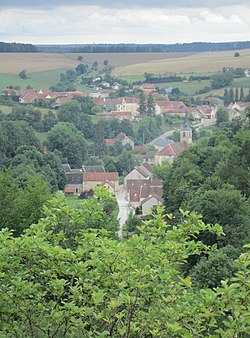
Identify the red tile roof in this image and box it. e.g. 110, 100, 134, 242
64, 187, 75, 193
113, 97, 140, 105
83, 172, 118, 182
157, 142, 188, 156
105, 138, 116, 146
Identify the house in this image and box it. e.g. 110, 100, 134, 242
155, 100, 188, 116
18, 89, 38, 103
111, 111, 134, 121
155, 114, 192, 165
82, 165, 106, 173
133, 84, 155, 94
105, 132, 134, 150
127, 177, 163, 215
124, 163, 153, 188
50, 96, 72, 109
141, 194, 163, 216
228, 102, 250, 120
113, 97, 139, 116
143, 151, 157, 164
83, 172, 119, 193
203, 97, 224, 106
152, 137, 175, 150
155, 142, 189, 165
196, 105, 217, 119
64, 170, 84, 194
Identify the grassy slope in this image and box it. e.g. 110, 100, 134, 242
0, 69, 67, 91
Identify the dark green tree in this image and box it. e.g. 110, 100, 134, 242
146, 94, 156, 116
18, 69, 27, 79
139, 92, 147, 116
46, 122, 87, 167
240, 87, 244, 101
229, 88, 234, 103
216, 107, 229, 126
235, 87, 239, 102
0, 169, 50, 235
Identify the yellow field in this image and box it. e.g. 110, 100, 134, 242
113, 49, 250, 77
66, 52, 195, 67
0, 53, 78, 74
0, 52, 195, 74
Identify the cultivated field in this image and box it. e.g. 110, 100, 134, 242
66, 52, 195, 67
113, 49, 250, 77
0, 53, 78, 74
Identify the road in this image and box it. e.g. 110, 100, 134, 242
116, 185, 130, 238
148, 118, 216, 146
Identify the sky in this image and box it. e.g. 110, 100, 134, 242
0, 0, 250, 45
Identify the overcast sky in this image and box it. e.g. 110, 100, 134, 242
0, 1, 249, 44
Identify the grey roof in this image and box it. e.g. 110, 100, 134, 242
154, 137, 175, 147
82, 165, 106, 172
181, 112, 192, 131
62, 163, 72, 173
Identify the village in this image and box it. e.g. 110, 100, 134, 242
1, 76, 249, 231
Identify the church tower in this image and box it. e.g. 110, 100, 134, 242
180, 113, 192, 144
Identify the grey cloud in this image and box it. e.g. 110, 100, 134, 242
0, 0, 247, 8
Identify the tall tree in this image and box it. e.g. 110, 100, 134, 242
229, 87, 234, 103
139, 92, 147, 116
146, 94, 156, 116
235, 87, 239, 102
240, 87, 244, 101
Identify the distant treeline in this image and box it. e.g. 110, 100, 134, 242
0, 42, 38, 52
37, 41, 250, 53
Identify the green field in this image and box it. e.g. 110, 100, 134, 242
0, 68, 68, 91
157, 80, 211, 96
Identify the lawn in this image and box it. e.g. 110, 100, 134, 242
0, 68, 68, 91
157, 80, 211, 96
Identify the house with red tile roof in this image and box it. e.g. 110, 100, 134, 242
155, 142, 189, 165
83, 172, 119, 193
105, 132, 134, 150
228, 101, 250, 120
50, 96, 73, 109
133, 84, 155, 94
113, 97, 140, 116
127, 177, 163, 215
124, 163, 153, 188
155, 100, 188, 116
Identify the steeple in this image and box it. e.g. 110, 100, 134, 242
180, 113, 192, 144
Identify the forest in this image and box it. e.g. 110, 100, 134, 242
0, 42, 38, 53
37, 41, 250, 53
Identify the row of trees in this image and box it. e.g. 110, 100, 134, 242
223, 87, 250, 105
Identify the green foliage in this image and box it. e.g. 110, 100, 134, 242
1, 203, 239, 337
216, 107, 229, 126
163, 119, 250, 277
191, 245, 240, 289
211, 71, 234, 89
0, 120, 40, 158
153, 161, 170, 180
46, 122, 87, 167
18, 69, 27, 79
0, 169, 51, 235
